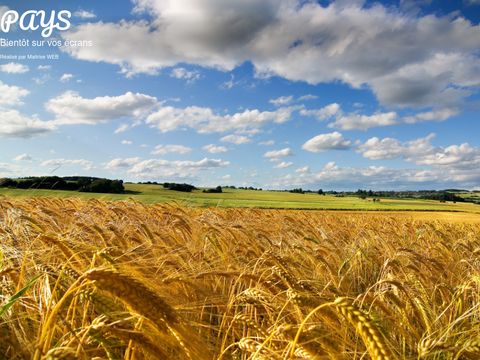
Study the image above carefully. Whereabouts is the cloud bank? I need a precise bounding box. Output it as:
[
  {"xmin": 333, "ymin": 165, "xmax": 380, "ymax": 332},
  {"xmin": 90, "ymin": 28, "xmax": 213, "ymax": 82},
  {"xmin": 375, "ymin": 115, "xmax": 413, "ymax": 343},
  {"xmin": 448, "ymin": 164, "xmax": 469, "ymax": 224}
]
[{"xmin": 63, "ymin": 0, "xmax": 480, "ymax": 109}]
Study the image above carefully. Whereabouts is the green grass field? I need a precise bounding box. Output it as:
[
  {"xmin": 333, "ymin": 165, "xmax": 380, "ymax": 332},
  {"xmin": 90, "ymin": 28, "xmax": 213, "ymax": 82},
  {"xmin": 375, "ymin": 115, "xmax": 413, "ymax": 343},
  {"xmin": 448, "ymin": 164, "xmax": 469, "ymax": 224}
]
[{"xmin": 1, "ymin": 183, "xmax": 480, "ymax": 213}]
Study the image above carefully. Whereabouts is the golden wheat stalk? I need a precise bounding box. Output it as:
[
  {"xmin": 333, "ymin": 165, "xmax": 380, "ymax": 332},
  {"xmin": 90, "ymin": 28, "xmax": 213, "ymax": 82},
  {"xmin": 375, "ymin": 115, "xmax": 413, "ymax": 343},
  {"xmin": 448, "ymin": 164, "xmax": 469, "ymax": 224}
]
[
  {"xmin": 84, "ymin": 268, "xmax": 177, "ymax": 328},
  {"xmin": 333, "ymin": 297, "xmax": 396, "ymax": 360}
]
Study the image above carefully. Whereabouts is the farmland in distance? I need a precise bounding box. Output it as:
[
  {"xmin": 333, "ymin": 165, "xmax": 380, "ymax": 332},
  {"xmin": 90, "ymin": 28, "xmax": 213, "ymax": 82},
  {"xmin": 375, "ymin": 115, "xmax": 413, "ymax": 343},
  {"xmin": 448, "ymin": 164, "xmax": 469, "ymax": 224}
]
[{"xmin": 1, "ymin": 183, "xmax": 480, "ymax": 213}]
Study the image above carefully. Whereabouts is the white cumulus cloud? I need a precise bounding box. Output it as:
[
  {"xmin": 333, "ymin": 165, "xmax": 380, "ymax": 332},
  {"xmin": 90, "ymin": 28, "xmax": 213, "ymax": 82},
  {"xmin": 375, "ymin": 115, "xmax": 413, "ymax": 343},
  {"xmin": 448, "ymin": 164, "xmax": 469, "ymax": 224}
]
[
  {"xmin": 358, "ymin": 133, "xmax": 480, "ymax": 169},
  {"xmin": 170, "ymin": 67, "xmax": 202, "ymax": 82},
  {"xmin": 264, "ymin": 147, "xmax": 293, "ymax": 159},
  {"xmin": 146, "ymin": 105, "xmax": 293, "ymax": 133},
  {"xmin": 302, "ymin": 132, "xmax": 352, "ymax": 152},
  {"xmin": 128, "ymin": 157, "xmax": 230, "ymax": 179},
  {"xmin": 0, "ymin": 81, "xmax": 29, "ymax": 106},
  {"xmin": 203, "ymin": 144, "xmax": 228, "ymax": 153},
  {"xmin": 0, "ymin": 63, "xmax": 29, "ymax": 74},
  {"xmin": 300, "ymin": 103, "xmax": 341, "ymax": 120},
  {"xmin": 60, "ymin": 73, "xmax": 74, "ymax": 83},
  {"xmin": 74, "ymin": 9, "xmax": 96, "ymax": 19},
  {"xmin": 404, "ymin": 108, "xmax": 459, "ymax": 124},
  {"xmin": 296, "ymin": 166, "xmax": 310, "ymax": 174},
  {"xmin": 220, "ymin": 135, "xmax": 251, "ymax": 144},
  {"xmin": 14, "ymin": 154, "xmax": 32, "ymax": 161},
  {"xmin": 298, "ymin": 94, "xmax": 318, "ymax": 101},
  {"xmin": 274, "ymin": 161, "xmax": 293, "ymax": 169},
  {"xmin": 329, "ymin": 112, "xmax": 398, "ymax": 131},
  {"xmin": 46, "ymin": 91, "xmax": 158, "ymax": 125},
  {"xmin": 41, "ymin": 159, "xmax": 94, "ymax": 171},
  {"xmin": 105, "ymin": 157, "xmax": 142, "ymax": 170},
  {"xmin": 151, "ymin": 144, "xmax": 192, "ymax": 155},
  {"xmin": 0, "ymin": 109, "xmax": 54, "ymax": 138},
  {"xmin": 269, "ymin": 96, "xmax": 293, "ymax": 106},
  {"xmin": 114, "ymin": 124, "xmax": 130, "ymax": 134}
]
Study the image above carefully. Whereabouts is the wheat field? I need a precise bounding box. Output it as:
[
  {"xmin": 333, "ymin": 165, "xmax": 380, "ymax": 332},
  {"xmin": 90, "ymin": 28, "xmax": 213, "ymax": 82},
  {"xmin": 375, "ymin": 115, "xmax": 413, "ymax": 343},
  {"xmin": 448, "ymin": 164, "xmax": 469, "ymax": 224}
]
[{"xmin": 1, "ymin": 197, "xmax": 479, "ymax": 359}]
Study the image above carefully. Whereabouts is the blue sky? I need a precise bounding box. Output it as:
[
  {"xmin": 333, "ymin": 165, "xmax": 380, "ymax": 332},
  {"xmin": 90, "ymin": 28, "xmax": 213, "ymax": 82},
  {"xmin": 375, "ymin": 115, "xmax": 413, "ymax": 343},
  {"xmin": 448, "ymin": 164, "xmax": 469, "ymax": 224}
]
[{"xmin": 0, "ymin": 0, "xmax": 479, "ymax": 190}]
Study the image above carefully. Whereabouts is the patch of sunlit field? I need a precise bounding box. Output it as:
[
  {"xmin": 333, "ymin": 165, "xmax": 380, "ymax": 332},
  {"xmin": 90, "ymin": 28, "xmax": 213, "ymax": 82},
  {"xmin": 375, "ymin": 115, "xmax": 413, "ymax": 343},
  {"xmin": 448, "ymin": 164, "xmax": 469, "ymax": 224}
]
[
  {"xmin": 324, "ymin": 211, "xmax": 480, "ymax": 224},
  {"xmin": 1, "ymin": 197, "xmax": 480, "ymax": 359}
]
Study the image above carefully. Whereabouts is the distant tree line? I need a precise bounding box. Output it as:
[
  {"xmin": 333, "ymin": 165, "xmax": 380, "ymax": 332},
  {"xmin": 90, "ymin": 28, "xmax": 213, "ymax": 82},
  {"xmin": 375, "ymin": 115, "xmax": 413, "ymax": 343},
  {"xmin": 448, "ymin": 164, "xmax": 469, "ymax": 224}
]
[
  {"xmin": 354, "ymin": 189, "xmax": 465, "ymax": 202},
  {"xmin": 203, "ymin": 186, "xmax": 223, "ymax": 193},
  {"xmin": 140, "ymin": 182, "xmax": 225, "ymax": 193},
  {"xmin": 284, "ymin": 188, "xmax": 326, "ymax": 195},
  {"xmin": 225, "ymin": 186, "xmax": 263, "ymax": 191},
  {"xmin": 0, "ymin": 176, "xmax": 124, "ymax": 194},
  {"xmin": 163, "ymin": 183, "xmax": 196, "ymax": 192},
  {"xmin": 289, "ymin": 188, "xmax": 305, "ymax": 194}
]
